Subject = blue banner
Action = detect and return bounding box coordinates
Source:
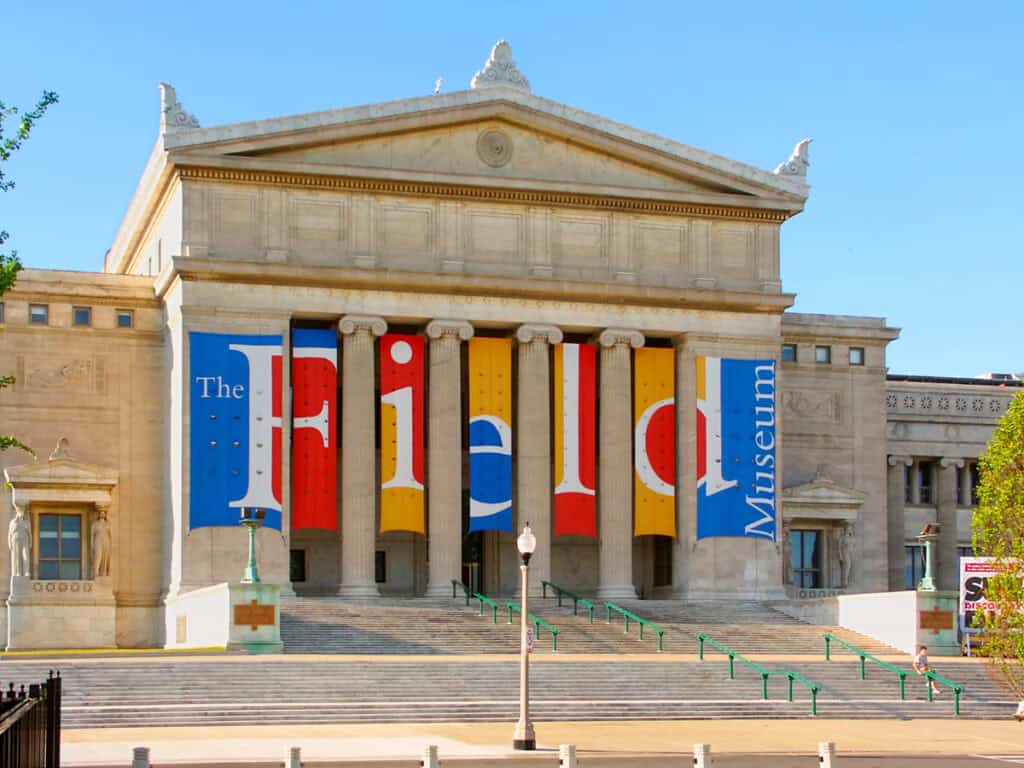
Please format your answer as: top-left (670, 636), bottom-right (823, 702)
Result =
top-left (696, 357), bottom-right (776, 541)
top-left (189, 332), bottom-right (283, 530)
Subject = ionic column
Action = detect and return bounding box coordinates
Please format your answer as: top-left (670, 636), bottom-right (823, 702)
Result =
top-left (937, 457), bottom-right (964, 591)
top-left (886, 456), bottom-right (912, 590)
top-left (338, 315), bottom-right (387, 597)
top-left (424, 319), bottom-right (474, 597)
top-left (515, 324), bottom-right (563, 594)
top-left (596, 328), bottom-right (644, 599)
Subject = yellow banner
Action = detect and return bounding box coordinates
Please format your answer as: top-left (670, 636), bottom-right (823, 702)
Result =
top-left (634, 347), bottom-right (676, 537)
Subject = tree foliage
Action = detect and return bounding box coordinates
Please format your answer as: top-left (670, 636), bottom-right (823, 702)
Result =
top-left (1, 90), bottom-right (59, 456)
top-left (972, 389), bottom-right (1024, 699)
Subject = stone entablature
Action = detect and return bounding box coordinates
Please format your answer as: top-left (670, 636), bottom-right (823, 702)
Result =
top-left (886, 381), bottom-right (1014, 423)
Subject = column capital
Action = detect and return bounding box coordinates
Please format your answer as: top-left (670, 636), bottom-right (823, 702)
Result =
top-left (597, 328), bottom-right (644, 349)
top-left (515, 324), bottom-right (562, 345)
top-left (94, 501), bottom-right (111, 515)
top-left (887, 455), bottom-right (913, 468)
top-left (939, 457), bottom-right (965, 470)
top-left (338, 315), bottom-right (387, 337)
top-left (426, 318), bottom-right (474, 341)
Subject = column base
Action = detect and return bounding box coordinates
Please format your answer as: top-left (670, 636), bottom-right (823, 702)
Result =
top-left (596, 584), bottom-right (637, 600)
top-left (425, 581), bottom-right (460, 599)
top-left (337, 584), bottom-right (380, 599)
top-left (513, 739), bottom-right (536, 750)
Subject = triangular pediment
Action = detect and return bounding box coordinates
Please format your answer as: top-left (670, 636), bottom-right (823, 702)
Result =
top-left (165, 88), bottom-right (808, 210)
top-left (783, 474), bottom-right (865, 523)
top-left (5, 458), bottom-right (117, 488)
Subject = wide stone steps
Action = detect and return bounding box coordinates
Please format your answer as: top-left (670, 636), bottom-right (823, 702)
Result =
top-left (280, 597), bottom-right (894, 656)
top-left (3, 657), bottom-right (1009, 728)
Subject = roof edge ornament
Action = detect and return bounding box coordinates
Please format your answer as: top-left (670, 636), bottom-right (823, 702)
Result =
top-left (774, 138), bottom-right (812, 178)
top-left (470, 40), bottom-right (530, 92)
top-left (160, 82), bottom-right (200, 133)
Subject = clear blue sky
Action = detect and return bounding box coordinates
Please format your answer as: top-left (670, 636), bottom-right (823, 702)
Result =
top-left (4, 1), bottom-right (1022, 377)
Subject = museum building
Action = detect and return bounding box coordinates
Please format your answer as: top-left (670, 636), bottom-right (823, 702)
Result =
top-left (0, 42), bottom-right (1018, 649)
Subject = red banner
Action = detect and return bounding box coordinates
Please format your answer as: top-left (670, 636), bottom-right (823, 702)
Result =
top-left (291, 329), bottom-right (338, 531)
top-left (380, 334), bottom-right (425, 533)
top-left (553, 343), bottom-right (597, 536)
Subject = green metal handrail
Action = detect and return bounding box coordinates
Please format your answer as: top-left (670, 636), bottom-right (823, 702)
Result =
top-left (926, 670), bottom-right (965, 717)
top-left (697, 632), bottom-right (819, 716)
top-left (506, 602), bottom-right (559, 651)
top-left (605, 601), bottom-right (664, 651)
top-left (473, 593), bottom-right (500, 624)
top-left (451, 579), bottom-right (471, 606)
top-left (541, 580), bottom-right (596, 623)
top-left (823, 633), bottom-right (909, 699)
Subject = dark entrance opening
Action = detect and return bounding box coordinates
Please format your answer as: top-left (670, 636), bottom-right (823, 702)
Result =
top-left (461, 490), bottom-right (483, 593)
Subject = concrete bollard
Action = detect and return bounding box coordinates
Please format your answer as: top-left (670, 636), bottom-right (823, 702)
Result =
top-left (286, 746), bottom-right (301, 768)
top-left (559, 743), bottom-right (577, 767)
top-left (132, 746), bottom-right (150, 768)
top-left (818, 741), bottom-right (836, 767)
top-left (421, 744), bottom-right (438, 768)
top-left (693, 743), bottom-right (712, 767)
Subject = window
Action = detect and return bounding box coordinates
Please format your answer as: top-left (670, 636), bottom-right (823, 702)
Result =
top-left (781, 344), bottom-right (797, 362)
top-left (37, 513), bottom-right (82, 580)
top-left (958, 545), bottom-right (974, 560)
top-left (73, 306), bottom-right (91, 326)
top-left (904, 464), bottom-right (913, 503)
top-left (790, 529), bottom-right (822, 588)
top-left (289, 549), bottom-right (306, 583)
top-left (918, 460), bottom-right (935, 504)
top-left (849, 347), bottom-right (865, 366)
top-left (29, 304), bottom-right (48, 325)
top-left (970, 462), bottom-right (980, 506)
top-left (116, 309), bottom-right (134, 328)
top-left (905, 545), bottom-right (925, 589)
top-left (815, 345), bottom-right (831, 364)
top-left (653, 535), bottom-right (673, 587)
top-left (0, 302), bottom-right (5, 323)
top-left (375, 551), bottom-right (387, 583)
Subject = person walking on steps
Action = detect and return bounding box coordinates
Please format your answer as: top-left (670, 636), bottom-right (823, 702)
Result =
top-left (914, 645), bottom-right (939, 695)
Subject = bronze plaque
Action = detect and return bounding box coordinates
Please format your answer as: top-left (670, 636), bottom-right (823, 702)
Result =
top-left (176, 615), bottom-right (187, 644)
top-left (919, 608), bottom-right (954, 632)
top-left (234, 599), bottom-right (275, 631)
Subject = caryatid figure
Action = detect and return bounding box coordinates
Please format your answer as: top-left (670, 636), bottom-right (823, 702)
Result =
top-left (8, 504), bottom-right (31, 578)
top-left (91, 506), bottom-right (112, 579)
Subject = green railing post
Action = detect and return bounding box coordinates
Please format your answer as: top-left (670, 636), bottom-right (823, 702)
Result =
top-left (639, 624), bottom-right (645, 641)
top-left (587, 605), bottom-right (594, 624)
top-left (760, 673), bottom-right (769, 700)
top-left (698, 635), bottom-right (705, 660)
top-left (728, 654), bottom-right (735, 679)
top-left (606, 604), bottom-right (612, 623)
top-left (927, 676), bottom-right (934, 702)
top-left (452, 581), bottom-right (457, 599)
top-left (811, 688), bottom-right (818, 716)
top-left (787, 674), bottom-right (794, 702)
top-left (552, 628), bottom-right (559, 652)
top-left (491, 604), bottom-right (497, 624)
top-left (657, 631), bottom-right (663, 652)
top-left (859, 655), bottom-right (866, 680)
top-left (624, 616), bottom-right (630, 634)
top-left (954, 688), bottom-right (960, 717)
top-left (824, 634), bottom-right (831, 661)
top-left (898, 673), bottom-right (906, 700)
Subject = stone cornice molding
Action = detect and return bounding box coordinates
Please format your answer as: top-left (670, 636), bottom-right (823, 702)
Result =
top-left (515, 324), bottom-right (563, 345)
top-left (176, 166), bottom-right (793, 225)
top-left (888, 455), bottom-right (913, 468)
top-left (338, 315), bottom-right (387, 337)
top-left (426, 319), bottom-right (474, 341)
top-left (939, 457), bottom-right (965, 470)
top-left (598, 328), bottom-right (645, 349)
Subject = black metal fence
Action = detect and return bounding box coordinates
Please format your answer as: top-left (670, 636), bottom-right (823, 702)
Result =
top-left (0, 670), bottom-right (61, 768)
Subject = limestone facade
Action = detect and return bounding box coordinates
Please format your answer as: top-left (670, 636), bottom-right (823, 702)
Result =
top-left (0, 43), bottom-right (1017, 647)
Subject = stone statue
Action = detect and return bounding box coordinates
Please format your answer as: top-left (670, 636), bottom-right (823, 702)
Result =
top-left (91, 507), bottom-right (112, 579)
top-left (8, 505), bottom-right (31, 578)
top-left (836, 523), bottom-right (854, 588)
top-left (774, 138), bottom-right (812, 177)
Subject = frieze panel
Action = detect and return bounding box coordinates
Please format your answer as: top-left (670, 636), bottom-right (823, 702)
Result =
top-left (783, 389), bottom-right (842, 425)
top-left (886, 389), bottom-right (1011, 421)
top-left (19, 356), bottom-right (107, 395)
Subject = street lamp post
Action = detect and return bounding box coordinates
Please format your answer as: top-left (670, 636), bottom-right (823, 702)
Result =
top-left (513, 523), bottom-right (537, 750)
top-left (240, 507), bottom-right (266, 584)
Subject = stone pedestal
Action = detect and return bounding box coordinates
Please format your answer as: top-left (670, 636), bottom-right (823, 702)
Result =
top-left (164, 581), bottom-right (282, 654)
top-left (916, 590), bottom-right (959, 656)
top-left (6, 577), bottom-right (116, 650)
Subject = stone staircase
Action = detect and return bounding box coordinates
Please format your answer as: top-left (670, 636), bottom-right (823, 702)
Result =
top-left (2, 656), bottom-right (1011, 729)
top-left (280, 596), bottom-right (893, 656)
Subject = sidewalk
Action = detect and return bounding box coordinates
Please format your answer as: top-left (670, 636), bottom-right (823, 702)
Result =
top-left (62, 719), bottom-right (1024, 766)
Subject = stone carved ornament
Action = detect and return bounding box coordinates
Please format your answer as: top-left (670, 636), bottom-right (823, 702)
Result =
top-left (774, 138), bottom-right (812, 177)
top-left (470, 40), bottom-right (531, 92)
top-left (91, 506), bottom-right (112, 579)
top-left (160, 82), bottom-right (200, 132)
top-left (835, 522), bottom-right (855, 589)
top-left (8, 504), bottom-right (31, 578)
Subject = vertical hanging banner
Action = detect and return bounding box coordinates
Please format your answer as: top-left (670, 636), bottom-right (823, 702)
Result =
top-left (189, 332), bottom-right (283, 531)
top-left (696, 356), bottom-right (776, 541)
top-left (291, 328), bottom-right (338, 531)
top-left (468, 337), bottom-right (513, 533)
top-left (634, 347), bottom-right (676, 537)
top-left (380, 334), bottom-right (425, 533)
top-left (553, 343), bottom-right (597, 536)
